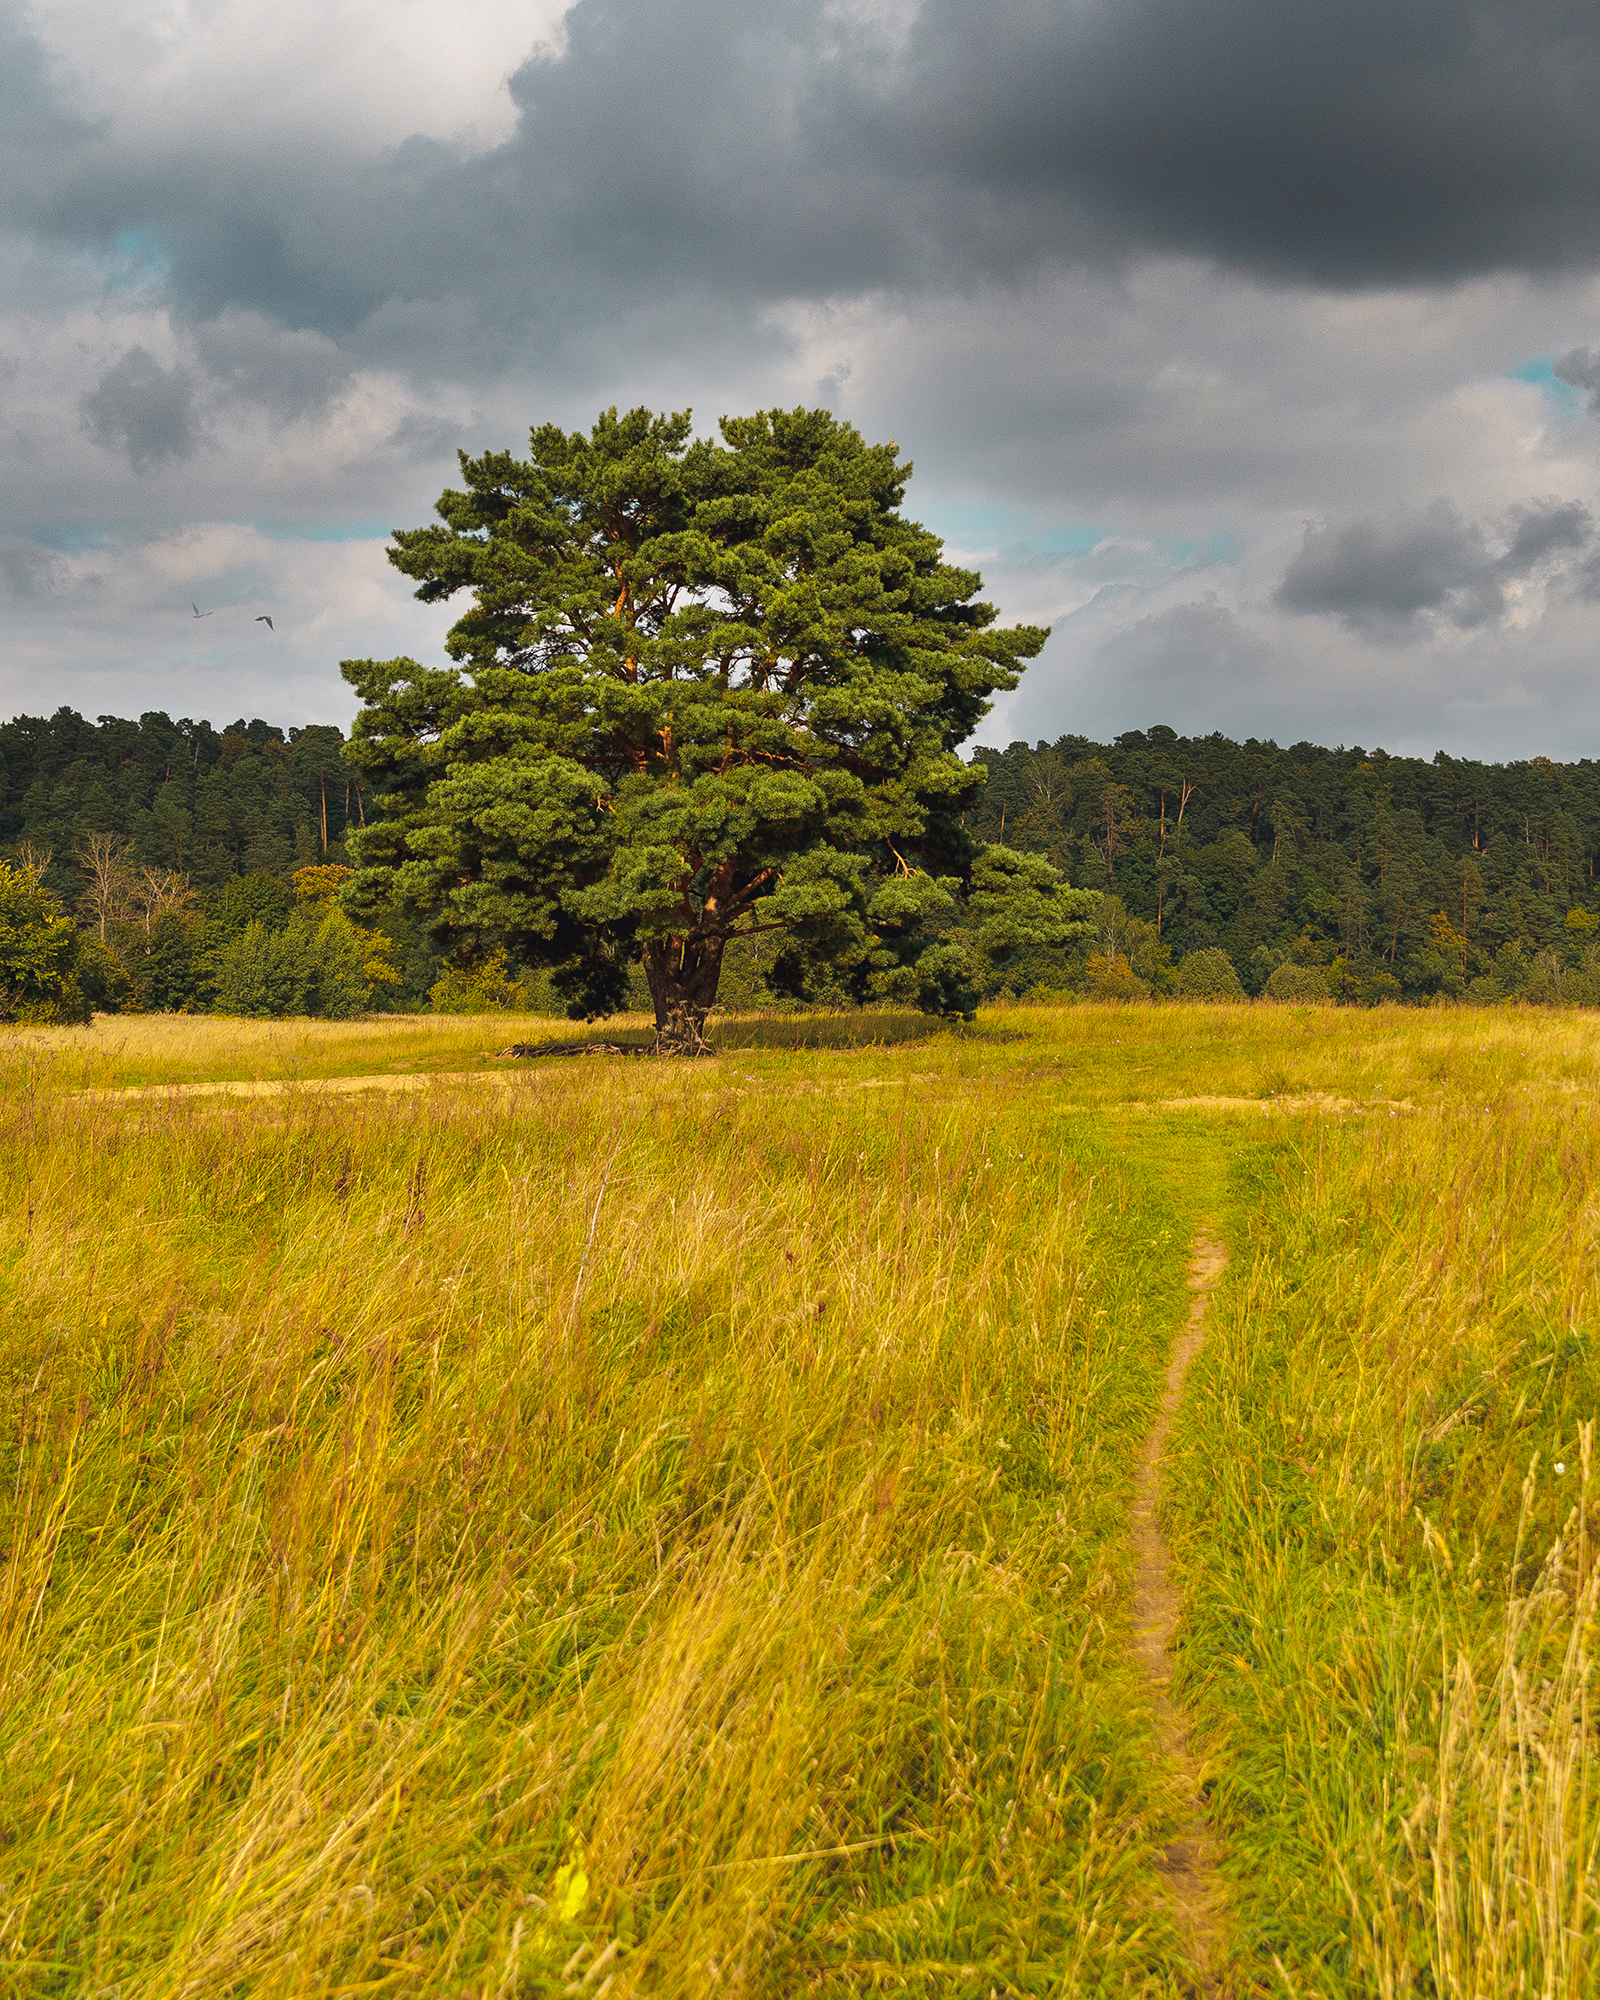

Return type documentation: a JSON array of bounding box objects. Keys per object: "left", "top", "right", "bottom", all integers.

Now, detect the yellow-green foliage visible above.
[
  {"left": 5, "top": 1001, "right": 1600, "bottom": 1995},
  {"left": 427, "top": 949, "right": 529, "bottom": 1014}
]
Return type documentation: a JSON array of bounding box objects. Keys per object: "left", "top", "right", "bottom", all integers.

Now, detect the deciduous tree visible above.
[{"left": 0, "top": 860, "right": 83, "bottom": 1022}]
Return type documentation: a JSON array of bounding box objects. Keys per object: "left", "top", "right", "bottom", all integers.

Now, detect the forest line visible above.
[{"left": 6, "top": 706, "right": 1600, "bottom": 1013}]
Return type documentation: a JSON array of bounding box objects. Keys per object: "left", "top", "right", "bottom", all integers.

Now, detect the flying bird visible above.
[
  {"left": 191, "top": 602, "right": 213, "bottom": 617},
  {"left": 255, "top": 615, "right": 274, "bottom": 631}
]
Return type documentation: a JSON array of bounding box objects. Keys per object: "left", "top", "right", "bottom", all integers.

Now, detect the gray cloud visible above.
[
  {"left": 1501, "top": 497, "right": 1594, "bottom": 571},
  {"left": 1556, "top": 345, "right": 1600, "bottom": 411},
  {"left": 12, "top": 0, "right": 1600, "bottom": 757},
  {"left": 857, "top": 0, "right": 1600, "bottom": 288},
  {"left": 191, "top": 313, "right": 352, "bottom": 422},
  {"left": 1092, "top": 595, "right": 1276, "bottom": 695},
  {"left": 11, "top": 0, "right": 1600, "bottom": 371},
  {"left": 80, "top": 347, "right": 204, "bottom": 472},
  {"left": 0, "top": 532, "right": 64, "bottom": 597},
  {"left": 1275, "top": 498, "right": 1595, "bottom": 635}
]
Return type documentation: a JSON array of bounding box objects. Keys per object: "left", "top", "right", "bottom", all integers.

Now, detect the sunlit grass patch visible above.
[
  {"left": 1, "top": 1045, "right": 1195, "bottom": 1995},
  {"left": 11, "top": 1003, "right": 1600, "bottom": 1992}
]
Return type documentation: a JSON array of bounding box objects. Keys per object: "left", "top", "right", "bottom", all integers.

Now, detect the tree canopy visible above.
[{"left": 341, "top": 406, "right": 1093, "bottom": 1048}]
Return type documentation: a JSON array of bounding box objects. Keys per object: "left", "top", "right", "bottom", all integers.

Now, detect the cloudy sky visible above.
[{"left": 8, "top": 0, "right": 1600, "bottom": 758}]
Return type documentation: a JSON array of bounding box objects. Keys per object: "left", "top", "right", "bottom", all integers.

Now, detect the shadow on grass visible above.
[
  {"left": 711, "top": 1009, "right": 948, "bottom": 1052},
  {"left": 498, "top": 1010, "right": 954, "bottom": 1059}
]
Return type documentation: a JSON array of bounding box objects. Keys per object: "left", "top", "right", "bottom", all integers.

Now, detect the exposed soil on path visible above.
[
  {"left": 1132, "top": 1233, "right": 1230, "bottom": 1995},
  {"left": 75, "top": 1071, "right": 524, "bottom": 1102}
]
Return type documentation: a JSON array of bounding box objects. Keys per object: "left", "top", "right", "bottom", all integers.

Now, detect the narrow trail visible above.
[{"left": 1131, "top": 1232, "right": 1230, "bottom": 1996}]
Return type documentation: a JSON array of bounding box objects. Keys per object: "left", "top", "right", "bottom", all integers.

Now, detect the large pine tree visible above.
[{"left": 341, "top": 406, "right": 1092, "bottom": 1050}]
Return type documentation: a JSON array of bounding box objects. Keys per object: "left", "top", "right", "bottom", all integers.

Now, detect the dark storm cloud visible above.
[
  {"left": 301, "top": 0, "right": 1600, "bottom": 330},
  {"left": 1275, "top": 498, "right": 1595, "bottom": 634},
  {"left": 860, "top": 0, "right": 1600, "bottom": 287},
  {"left": 12, "top": 0, "right": 1600, "bottom": 363},
  {"left": 81, "top": 348, "right": 204, "bottom": 473}
]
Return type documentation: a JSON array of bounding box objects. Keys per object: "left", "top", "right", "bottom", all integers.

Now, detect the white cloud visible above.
[
  {"left": 26, "top": 0, "right": 565, "bottom": 151},
  {"left": 1, "top": 521, "right": 455, "bottom": 725}
]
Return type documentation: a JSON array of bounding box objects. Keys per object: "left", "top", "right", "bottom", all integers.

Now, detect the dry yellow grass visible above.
[
  {"left": 6, "top": 998, "right": 1600, "bottom": 1995},
  {"left": 1, "top": 1011, "right": 1195, "bottom": 1997}
]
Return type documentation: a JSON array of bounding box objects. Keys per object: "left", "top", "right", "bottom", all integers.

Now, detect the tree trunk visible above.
[{"left": 642, "top": 934, "right": 726, "bottom": 1056}]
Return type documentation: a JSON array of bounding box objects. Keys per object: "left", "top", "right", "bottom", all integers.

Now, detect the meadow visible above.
[{"left": 1, "top": 1001, "right": 1597, "bottom": 1996}]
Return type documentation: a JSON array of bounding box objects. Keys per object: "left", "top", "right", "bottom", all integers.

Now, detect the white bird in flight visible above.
[
  {"left": 191, "top": 602, "right": 213, "bottom": 617},
  {"left": 255, "top": 615, "right": 274, "bottom": 631}
]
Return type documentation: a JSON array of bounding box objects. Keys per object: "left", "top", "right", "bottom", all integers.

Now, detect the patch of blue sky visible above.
[
  {"left": 1507, "top": 359, "right": 1582, "bottom": 410},
  {"left": 251, "top": 520, "right": 393, "bottom": 543},
  {"left": 102, "top": 229, "right": 172, "bottom": 292},
  {"left": 923, "top": 502, "right": 1235, "bottom": 570},
  {"left": 1168, "top": 531, "right": 1238, "bottom": 567},
  {"left": 921, "top": 502, "right": 1105, "bottom": 556},
  {"left": 32, "top": 522, "right": 121, "bottom": 552}
]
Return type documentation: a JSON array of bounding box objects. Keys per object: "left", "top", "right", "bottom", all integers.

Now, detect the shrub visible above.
[
  {"left": 1084, "top": 951, "right": 1150, "bottom": 1001},
  {"left": 212, "top": 921, "right": 300, "bottom": 1017},
  {"left": 1071, "top": 895, "right": 1172, "bottom": 995},
  {"left": 428, "top": 951, "right": 526, "bottom": 1014},
  {"left": 0, "top": 860, "right": 86, "bottom": 1022},
  {"left": 1175, "top": 947, "right": 1245, "bottom": 999},
  {"left": 1263, "top": 963, "right": 1334, "bottom": 1004},
  {"left": 306, "top": 909, "right": 373, "bottom": 1020},
  {"left": 141, "top": 910, "right": 206, "bottom": 1012},
  {"left": 212, "top": 908, "right": 379, "bottom": 1019},
  {"left": 75, "top": 934, "right": 139, "bottom": 1014}
]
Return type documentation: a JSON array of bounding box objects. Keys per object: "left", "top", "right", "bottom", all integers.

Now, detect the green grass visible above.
[
  {"left": 4, "top": 999, "right": 1600, "bottom": 1995},
  {"left": 1169, "top": 1110, "right": 1600, "bottom": 1995}
]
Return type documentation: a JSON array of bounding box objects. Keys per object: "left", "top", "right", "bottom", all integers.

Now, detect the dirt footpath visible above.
[{"left": 1131, "top": 1233, "right": 1231, "bottom": 1995}]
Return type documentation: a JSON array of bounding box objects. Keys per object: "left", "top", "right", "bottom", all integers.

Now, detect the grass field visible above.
[{"left": 2, "top": 1001, "right": 1597, "bottom": 1996}]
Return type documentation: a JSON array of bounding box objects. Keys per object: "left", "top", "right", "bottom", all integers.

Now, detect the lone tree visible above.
[{"left": 342, "top": 406, "right": 1095, "bottom": 1051}]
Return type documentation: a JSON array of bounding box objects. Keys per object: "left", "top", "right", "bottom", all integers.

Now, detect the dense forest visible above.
[
  {"left": 6, "top": 706, "right": 1600, "bottom": 1012},
  {"left": 0, "top": 707, "right": 444, "bottom": 1014},
  {"left": 0, "top": 707, "right": 365, "bottom": 886},
  {"left": 967, "top": 727, "right": 1600, "bottom": 1002}
]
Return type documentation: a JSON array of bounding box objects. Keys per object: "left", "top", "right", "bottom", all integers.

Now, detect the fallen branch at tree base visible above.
[{"left": 497, "top": 1040, "right": 652, "bottom": 1059}]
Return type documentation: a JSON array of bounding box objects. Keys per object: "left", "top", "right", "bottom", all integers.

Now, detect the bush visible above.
[
  {"left": 141, "top": 910, "right": 207, "bottom": 1012},
  {"left": 1084, "top": 951, "right": 1151, "bottom": 1001},
  {"left": 428, "top": 951, "right": 526, "bottom": 1014},
  {"left": 306, "top": 909, "right": 374, "bottom": 1019},
  {"left": 0, "top": 861, "right": 86, "bottom": 1022},
  {"left": 1262, "top": 963, "right": 1334, "bottom": 1004},
  {"left": 1070, "top": 895, "right": 1172, "bottom": 996},
  {"left": 212, "top": 908, "right": 376, "bottom": 1019},
  {"left": 75, "top": 934, "right": 139, "bottom": 1014},
  {"left": 1175, "top": 947, "right": 1245, "bottom": 999},
  {"left": 213, "top": 921, "right": 300, "bottom": 1017}
]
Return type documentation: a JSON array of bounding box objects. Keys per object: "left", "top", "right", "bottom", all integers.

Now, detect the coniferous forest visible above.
[
  {"left": 8, "top": 704, "right": 1600, "bottom": 1012},
  {"left": 967, "top": 727, "right": 1600, "bottom": 1003}
]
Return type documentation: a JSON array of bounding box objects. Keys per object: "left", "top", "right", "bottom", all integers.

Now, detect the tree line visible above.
[
  {"left": 966, "top": 727, "right": 1600, "bottom": 1003},
  {"left": 0, "top": 707, "right": 442, "bottom": 1016},
  {"left": 10, "top": 706, "right": 1600, "bottom": 1021}
]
